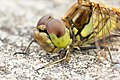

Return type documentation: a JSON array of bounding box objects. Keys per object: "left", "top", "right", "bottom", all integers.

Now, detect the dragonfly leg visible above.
[
  {"left": 98, "top": 49, "right": 108, "bottom": 62},
  {"left": 80, "top": 45, "right": 112, "bottom": 62},
  {"left": 35, "top": 46, "right": 70, "bottom": 73},
  {"left": 106, "top": 47, "right": 120, "bottom": 64},
  {"left": 92, "top": 46, "right": 114, "bottom": 63},
  {"left": 105, "top": 47, "right": 113, "bottom": 62},
  {"left": 96, "top": 50, "right": 101, "bottom": 62},
  {"left": 14, "top": 40, "right": 36, "bottom": 55}
]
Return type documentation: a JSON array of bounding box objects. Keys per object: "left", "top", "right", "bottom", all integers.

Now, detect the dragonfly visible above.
[{"left": 15, "top": 0, "right": 120, "bottom": 71}]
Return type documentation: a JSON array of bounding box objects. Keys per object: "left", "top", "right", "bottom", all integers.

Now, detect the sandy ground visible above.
[{"left": 0, "top": 0, "right": 120, "bottom": 80}]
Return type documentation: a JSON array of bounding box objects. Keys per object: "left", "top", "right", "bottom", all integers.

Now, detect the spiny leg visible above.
[
  {"left": 92, "top": 46, "right": 113, "bottom": 62},
  {"left": 104, "top": 47, "right": 119, "bottom": 64},
  {"left": 80, "top": 45, "right": 113, "bottom": 62},
  {"left": 105, "top": 47, "right": 113, "bottom": 62},
  {"left": 98, "top": 5, "right": 109, "bottom": 62},
  {"left": 35, "top": 46, "right": 70, "bottom": 73},
  {"left": 14, "top": 40, "right": 36, "bottom": 55},
  {"left": 80, "top": 45, "right": 104, "bottom": 59},
  {"left": 91, "top": 3, "right": 108, "bottom": 62},
  {"left": 95, "top": 46, "right": 120, "bottom": 64}
]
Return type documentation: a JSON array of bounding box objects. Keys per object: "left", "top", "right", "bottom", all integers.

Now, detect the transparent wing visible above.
[{"left": 81, "top": 3, "right": 120, "bottom": 48}]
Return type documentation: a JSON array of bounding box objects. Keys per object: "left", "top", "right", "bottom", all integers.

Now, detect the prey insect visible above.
[{"left": 15, "top": 0, "right": 120, "bottom": 72}]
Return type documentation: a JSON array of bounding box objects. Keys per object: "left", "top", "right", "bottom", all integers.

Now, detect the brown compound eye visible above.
[
  {"left": 37, "top": 15, "right": 66, "bottom": 37},
  {"left": 37, "top": 15, "right": 53, "bottom": 26},
  {"left": 46, "top": 18, "right": 65, "bottom": 37},
  {"left": 36, "top": 15, "right": 53, "bottom": 33}
]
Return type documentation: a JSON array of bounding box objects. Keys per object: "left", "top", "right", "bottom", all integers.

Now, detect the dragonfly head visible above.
[{"left": 34, "top": 15, "right": 71, "bottom": 53}]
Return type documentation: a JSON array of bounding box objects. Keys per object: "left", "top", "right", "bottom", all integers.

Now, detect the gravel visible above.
[{"left": 0, "top": 0, "right": 120, "bottom": 80}]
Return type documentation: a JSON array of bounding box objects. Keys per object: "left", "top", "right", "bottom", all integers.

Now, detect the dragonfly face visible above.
[{"left": 34, "top": 15, "right": 72, "bottom": 53}]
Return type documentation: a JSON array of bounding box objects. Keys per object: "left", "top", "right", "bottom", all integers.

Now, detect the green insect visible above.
[{"left": 15, "top": 0, "right": 120, "bottom": 71}]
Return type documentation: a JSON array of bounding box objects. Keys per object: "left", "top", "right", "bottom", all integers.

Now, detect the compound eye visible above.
[
  {"left": 36, "top": 15, "right": 53, "bottom": 32},
  {"left": 36, "top": 15, "right": 66, "bottom": 37},
  {"left": 37, "top": 15, "right": 53, "bottom": 27},
  {"left": 46, "top": 19, "right": 65, "bottom": 37}
]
